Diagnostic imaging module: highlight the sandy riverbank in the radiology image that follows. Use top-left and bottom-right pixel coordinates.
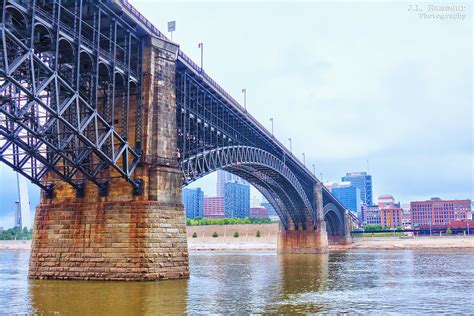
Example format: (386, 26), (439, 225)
(351, 236), (474, 250)
(1, 235), (473, 251)
(0, 240), (32, 250)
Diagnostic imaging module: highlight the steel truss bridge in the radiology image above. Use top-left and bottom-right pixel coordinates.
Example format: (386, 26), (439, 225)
(0, 0), (349, 235)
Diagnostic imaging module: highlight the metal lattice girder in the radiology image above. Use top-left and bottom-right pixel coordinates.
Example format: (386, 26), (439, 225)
(0, 0), (143, 192)
(176, 65), (317, 225)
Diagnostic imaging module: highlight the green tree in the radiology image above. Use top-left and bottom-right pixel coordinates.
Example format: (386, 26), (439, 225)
(212, 232), (218, 238)
(233, 231), (239, 238)
(446, 228), (452, 235)
(256, 230), (261, 238)
(192, 232), (198, 238)
(364, 224), (382, 231)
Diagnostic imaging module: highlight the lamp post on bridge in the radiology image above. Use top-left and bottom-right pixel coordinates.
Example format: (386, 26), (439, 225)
(302, 152), (305, 166)
(288, 138), (292, 154)
(198, 42), (203, 71)
(242, 88), (247, 111)
(269, 117), (274, 136)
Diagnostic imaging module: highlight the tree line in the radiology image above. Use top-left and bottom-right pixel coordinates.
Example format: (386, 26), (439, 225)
(0, 227), (33, 240)
(186, 217), (275, 226)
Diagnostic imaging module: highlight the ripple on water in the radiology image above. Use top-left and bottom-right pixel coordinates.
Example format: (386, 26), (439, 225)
(0, 249), (473, 314)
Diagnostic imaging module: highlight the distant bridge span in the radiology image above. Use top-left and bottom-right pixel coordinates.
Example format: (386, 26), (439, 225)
(0, 0), (351, 281)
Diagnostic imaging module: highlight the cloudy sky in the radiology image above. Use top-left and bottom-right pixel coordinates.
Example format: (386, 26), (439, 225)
(0, 1), (472, 228)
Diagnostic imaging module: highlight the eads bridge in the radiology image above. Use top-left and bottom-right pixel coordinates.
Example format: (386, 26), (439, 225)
(0, 0), (353, 280)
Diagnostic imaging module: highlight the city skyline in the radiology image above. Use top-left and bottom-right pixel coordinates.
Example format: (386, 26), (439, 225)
(0, 1), (472, 228)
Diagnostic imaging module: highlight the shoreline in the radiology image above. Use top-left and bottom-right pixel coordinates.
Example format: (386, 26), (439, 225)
(1, 236), (473, 251)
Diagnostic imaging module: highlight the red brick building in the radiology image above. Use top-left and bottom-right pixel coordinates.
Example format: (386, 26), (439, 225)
(250, 207), (268, 218)
(410, 198), (471, 229)
(204, 196), (224, 218)
(378, 195), (403, 228)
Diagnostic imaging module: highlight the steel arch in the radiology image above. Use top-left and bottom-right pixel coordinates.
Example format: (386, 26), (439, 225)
(324, 203), (345, 236)
(182, 145), (315, 229)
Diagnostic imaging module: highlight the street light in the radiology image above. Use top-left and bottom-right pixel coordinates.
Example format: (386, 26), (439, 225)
(288, 138), (292, 154)
(242, 88), (247, 111)
(312, 164), (316, 175)
(269, 117), (274, 136)
(302, 152), (305, 166)
(198, 42), (203, 71)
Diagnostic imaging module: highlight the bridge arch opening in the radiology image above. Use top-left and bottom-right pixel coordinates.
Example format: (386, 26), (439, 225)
(182, 169), (292, 229)
(79, 51), (94, 101)
(4, 6), (28, 40)
(33, 23), (53, 55)
(182, 146), (316, 231)
(324, 204), (345, 239)
(97, 63), (111, 124)
(57, 39), (75, 83)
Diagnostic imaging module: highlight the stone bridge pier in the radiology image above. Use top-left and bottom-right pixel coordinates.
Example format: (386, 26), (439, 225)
(28, 37), (189, 281)
(278, 183), (351, 254)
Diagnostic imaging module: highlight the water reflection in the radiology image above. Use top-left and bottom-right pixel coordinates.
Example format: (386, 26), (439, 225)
(270, 254), (329, 314)
(29, 279), (188, 315)
(188, 252), (281, 314)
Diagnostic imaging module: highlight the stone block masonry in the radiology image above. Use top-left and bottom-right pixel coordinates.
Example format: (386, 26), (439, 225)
(29, 36), (189, 281)
(29, 200), (188, 281)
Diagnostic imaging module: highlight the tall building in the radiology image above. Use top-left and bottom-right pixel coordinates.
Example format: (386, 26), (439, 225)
(328, 182), (362, 216)
(224, 182), (250, 218)
(410, 198), (471, 228)
(216, 170), (247, 197)
(182, 188), (204, 219)
(342, 172), (373, 206)
(378, 195), (403, 228)
(204, 196), (224, 218)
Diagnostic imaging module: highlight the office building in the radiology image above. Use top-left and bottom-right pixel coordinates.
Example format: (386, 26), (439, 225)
(216, 170), (247, 197)
(182, 188), (204, 219)
(379, 195), (403, 228)
(342, 172), (373, 206)
(410, 198), (471, 229)
(362, 204), (381, 225)
(204, 196), (225, 218)
(328, 182), (362, 216)
(224, 181), (250, 218)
